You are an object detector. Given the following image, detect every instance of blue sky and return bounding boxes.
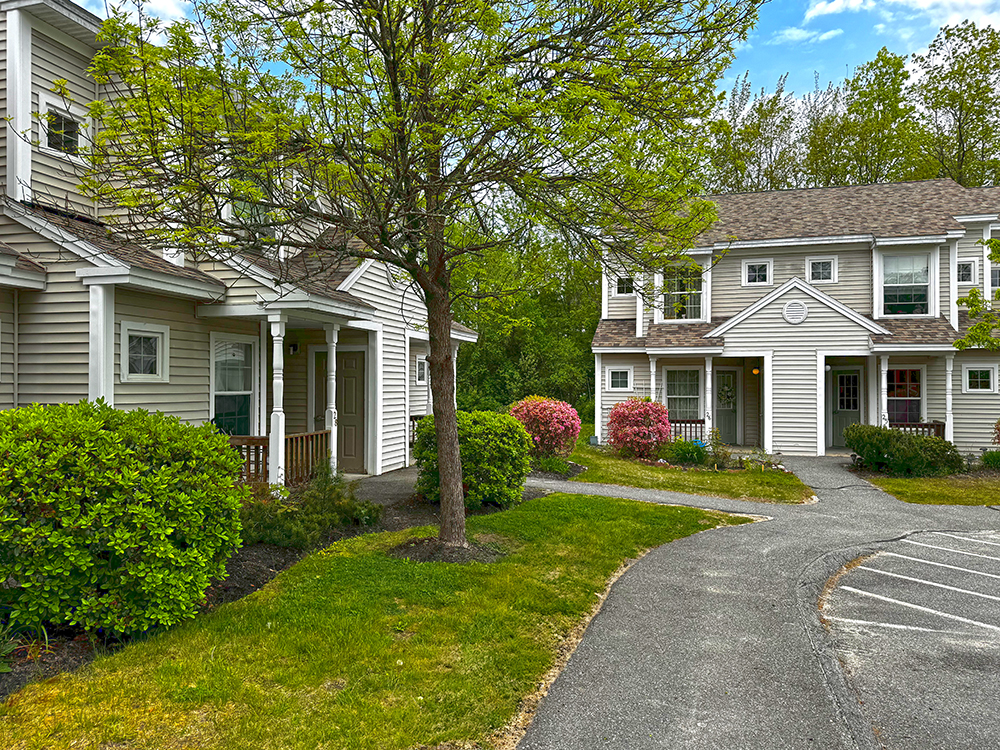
[728,0,1000,96]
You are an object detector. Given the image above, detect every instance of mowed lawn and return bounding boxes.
[0,494,751,750]
[570,427,813,504]
[865,474,1000,505]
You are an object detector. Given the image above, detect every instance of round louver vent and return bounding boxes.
[782,300,809,325]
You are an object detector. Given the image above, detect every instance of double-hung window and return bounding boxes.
[213,335,257,435]
[120,321,169,382]
[887,369,922,423]
[883,255,930,315]
[662,267,703,320]
[663,369,701,420]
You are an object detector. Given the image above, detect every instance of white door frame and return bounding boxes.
[308,342,374,473]
[826,366,864,449]
[816,350,871,457]
[714,366,743,445]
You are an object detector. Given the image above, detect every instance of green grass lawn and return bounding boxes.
[865,474,1000,505]
[0,494,750,750]
[569,426,813,504]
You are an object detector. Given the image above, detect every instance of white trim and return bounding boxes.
[635,274,643,338]
[955,214,1000,223]
[961,363,999,395]
[0,263,45,289]
[821,362,866,453]
[708,234,874,251]
[653,263,709,325]
[876,250,936,319]
[7,9,32,202]
[337,258,375,292]
[119,320,170,383]
[87,283,113,404]
[949,240,959,331]
[867,355,879,426]
[601,273,609,319]
[36,88,90,166]
[594,353,602,442]
[945,355,954,442]
[870,344,959,353]
[956,258,978,286]
[612,275,636,297]
[605,365,633,392]
[306,344,324,432]
[875,233,964,246]
[592,346,725,355]
[661,365,705,421]
[985,226,993,310]
[415,354,428,386]
[708,277,891,338]
[209,331,260,430]
[76,266,224,301]
[372,327,383,475]
[806,255,838,284]
[741,258,773,287]
[403,331,410,466]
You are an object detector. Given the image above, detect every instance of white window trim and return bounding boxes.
[876,250,938,319]
[612,276,636,297]
[37,90,90,165]
[119,321,169,383]
[653,265,710,324]
[415,354,428,386]
[962,363,999,394]
[605,365,633,392]
[805,255,838,285]
[956,258,979,286]
[661,366,704,420]
[741,258,773,287]
[209,331,259,428]
[887,364,927,423]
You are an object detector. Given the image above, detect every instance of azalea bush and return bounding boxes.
[607,398,672,459]
[510,396,582,458]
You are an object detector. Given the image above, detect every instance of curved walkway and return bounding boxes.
[518,457,1000,750]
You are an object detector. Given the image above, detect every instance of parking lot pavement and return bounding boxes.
[823,531,1000,750]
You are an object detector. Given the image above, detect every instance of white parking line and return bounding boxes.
[858,566,1000,603]
[932,532,1000,549]
[882,552,1000,581]
[840,586,1000,633]
[903,539,1000,563]
[825,616,960,634]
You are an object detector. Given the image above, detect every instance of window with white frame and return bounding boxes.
[806,256,837,284]
[887,368,922,423]
[615,277,635,296]
[38,92,88,160]
[742,259,772,287]
[963,364,998,394]
[661,267,703,320]
[882,255,930,315]
[957,259,977,285]
[213,336,256,435]
[120,321,169,382]
[415,355,428,386]
[606,367,632,392]
[663,369,701,420]
[992,266,1000,291]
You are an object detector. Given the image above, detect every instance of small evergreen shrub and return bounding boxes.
[239,461,382,548]
[666,438,708,465]
[607,398,672,459]
[510,396,581,458]
[983,450,1000,470]
[0,400,245,635]
[844,424,963,477]
[414,411,532,510]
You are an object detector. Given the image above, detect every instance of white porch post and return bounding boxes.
[945,354,955,443]
[452,342,460,408]
[649,356,658,402]
[87,284,115,405]
[879,355,889,427]
[866,355,878,425]
[325,324,339,472]
[704,356,714,436]
[595,353,603,443]
[268,316,287,484]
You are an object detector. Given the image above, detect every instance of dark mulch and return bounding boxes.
[529,461,587,481]
[387,536,503,564]
[0,629,97,703]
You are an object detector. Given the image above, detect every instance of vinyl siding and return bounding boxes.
[952,351,1000,453]
[957,228,987,311]
[0,288,13,409]
[607,295,635,318]
[599,353,654,437]
[197,261,272,306]
[409,340,431,417]
[30,29,96,216]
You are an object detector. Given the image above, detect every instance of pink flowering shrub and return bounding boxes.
[607,398,672,459]
[510,396,582,458]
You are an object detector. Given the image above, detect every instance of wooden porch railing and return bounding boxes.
[285,430,332,486]
[890,421,946,439]
[228,435,269,485]
[671,419,705,442]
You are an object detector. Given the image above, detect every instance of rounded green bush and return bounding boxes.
[0,400,246,635]
[844,424,963,476]
[413,411,532,510]
[983,450,1000,470]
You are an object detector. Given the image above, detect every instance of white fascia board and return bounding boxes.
[262,291,375,320]
[76,266,224,300]
[711,234,873,251]
[450,329,479,343]
[592,346,725,355]
[683,247,715,255]
[1,266,45,289]
[6,0,102,46]
[197,304,265,318]
[4,204,124,268]
[875,233,964,246]
[955,214,999,223]
[337,258,376,292]
[707,276,892,338]
[870,344,959,353]
[592,346,647,354]
[405,328,429,341]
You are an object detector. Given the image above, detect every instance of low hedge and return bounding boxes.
[414,411,532,510]
[844,424,963,477]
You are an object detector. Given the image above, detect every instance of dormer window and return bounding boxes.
[38,91,89,161]
[46,110,80,154]
[615,277,635,296]
[957,260,977,285]
[992,266,999,291]
[883,254,929,316]
[662,267,702,320]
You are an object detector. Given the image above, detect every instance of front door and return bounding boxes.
[315,350,367,473]
[715,369,738,445]
[832,370,861,448]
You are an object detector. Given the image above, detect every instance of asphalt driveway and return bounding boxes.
[517,458,1000,750]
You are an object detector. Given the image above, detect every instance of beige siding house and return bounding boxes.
[0,0,476,482]
[595,179,1000,457]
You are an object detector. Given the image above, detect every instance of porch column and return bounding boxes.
[704,356,714,436]
[649,356,658,402]
[866,355,879,425]
[594,353,602,443]
[945,354,955,443]
[325,324,339,472]
[879,355,889,427]
[452,342,460,408]
[268,317,287,484]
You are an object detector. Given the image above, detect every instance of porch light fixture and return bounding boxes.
[751,367,760,376]
[825,365,832,372]
[288,343,299,356]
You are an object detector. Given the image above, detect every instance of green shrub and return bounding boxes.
[707,428,732,469]
[534,455,571,475]
[239,461,381,548]
[414,411,532,510]
[663,438,708,465]
[844,424,963,477]
[0,400,245,635]
[983,450,1000,470]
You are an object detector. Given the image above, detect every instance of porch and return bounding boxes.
[229,430,333,486]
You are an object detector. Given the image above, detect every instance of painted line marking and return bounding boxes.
[932,532,1000,549]
[882,552,1000,581]
[840,586,1000,633]
[902,539,1000,563]
[826,616,959,634]
[858,566,1000,603]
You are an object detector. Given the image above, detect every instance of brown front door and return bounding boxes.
[336,351,366,473]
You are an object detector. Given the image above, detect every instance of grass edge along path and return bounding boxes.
[570,428,813,505]
[865,473,1000,506]
[0,493,754,750]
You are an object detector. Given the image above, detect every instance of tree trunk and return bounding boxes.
[425,287,466,547]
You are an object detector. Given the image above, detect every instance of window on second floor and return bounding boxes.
[615,277,635,296]
[883,254,930,316]
[662,267,703,320]
[46,110,80,155]
[992,266,1000,291]
[807,256,837,284]
[742,259,772,287]
[957,260,977,285]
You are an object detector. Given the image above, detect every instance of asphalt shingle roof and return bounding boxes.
[593,318,724,348]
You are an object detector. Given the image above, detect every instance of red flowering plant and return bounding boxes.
[607,398,672,459]
[509,396,582,458]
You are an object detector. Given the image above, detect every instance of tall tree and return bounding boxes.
[800,77,851,188]
[84,0,759,547]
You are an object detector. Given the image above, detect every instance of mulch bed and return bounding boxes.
[387,536,503,564]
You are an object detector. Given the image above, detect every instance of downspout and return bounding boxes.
[12,289,18,408]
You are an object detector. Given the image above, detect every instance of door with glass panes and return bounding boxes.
[831,369,861,448]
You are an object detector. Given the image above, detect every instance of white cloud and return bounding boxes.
[768,26,846,44]
[805,0,876,22]
[804,0,1000,32]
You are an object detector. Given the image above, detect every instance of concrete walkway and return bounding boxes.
[517,458,1000,750]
